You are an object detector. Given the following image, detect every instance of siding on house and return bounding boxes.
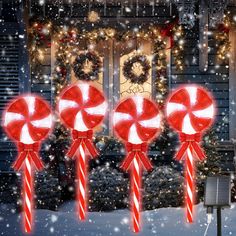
[0,1,21,172]
[0,1,21,134]
[0,34,20,119]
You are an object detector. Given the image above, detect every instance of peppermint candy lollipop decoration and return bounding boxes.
[113,96,161,233]
[3,95,53,233]
[166,86,215,223]
[58,82,107,220]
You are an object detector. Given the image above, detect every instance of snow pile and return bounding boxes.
[0,201,235,236]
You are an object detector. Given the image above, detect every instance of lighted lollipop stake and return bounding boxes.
[113,96,161,233]
[166,86,215,223]
[3,95,53,233]
[58,82,107,220]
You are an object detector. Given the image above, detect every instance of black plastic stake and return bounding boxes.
[217,207,222,236]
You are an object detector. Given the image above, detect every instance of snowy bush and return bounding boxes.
[143,166,184,210]
[0,174,20,210]
[35,171,62,210]
[89,165,128,211]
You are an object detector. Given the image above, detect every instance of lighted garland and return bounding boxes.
[215,15,231,63]
[28,20,185,72]
[83,28,116,43]
[53,28,78,97]
[152,22,185,105]
[153,33,168,106]
[123,54,151,84]
[28,21,52,63]
[215,29,230,62]
[73,51,102,81]
[172,24,185,71]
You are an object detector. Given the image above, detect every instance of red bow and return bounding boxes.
[160,17,179,49]
[175,133,205,161]
[67,130,98,159]
[59,31,76,43]
[12,143,44,171]
[218,23,229,34]
[121,143,153,171]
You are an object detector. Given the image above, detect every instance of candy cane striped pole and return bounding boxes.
[77,142,87,220]
[24,155,32,233]
[186,145,194,223]
[132,155,140,233]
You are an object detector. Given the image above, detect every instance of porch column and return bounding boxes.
[229,28,236,139]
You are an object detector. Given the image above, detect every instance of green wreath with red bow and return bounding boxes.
[123,55,151,84]
[73,51,102,81]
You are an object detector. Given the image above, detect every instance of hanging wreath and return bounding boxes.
[123,55,151,84]
[73,51,102,81]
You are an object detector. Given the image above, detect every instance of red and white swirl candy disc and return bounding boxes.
[113,96,161,144]
[58,83,107,131]
[166,86,215,134]
[3,95,52,144]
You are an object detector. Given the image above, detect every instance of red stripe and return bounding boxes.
[186,173,194,190]
[187,211,193,223]
[186,194,193,223]
[185,147,194,224]
[7,97,29,117]
[24,156,32,233]
[132,156,140,233]
[31,97,51,120]
[77,143,87,221]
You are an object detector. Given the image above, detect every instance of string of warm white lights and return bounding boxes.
[214,14,231,63]
[28,21,185,70]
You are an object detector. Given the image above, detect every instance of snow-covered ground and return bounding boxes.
[0,201,235,236]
